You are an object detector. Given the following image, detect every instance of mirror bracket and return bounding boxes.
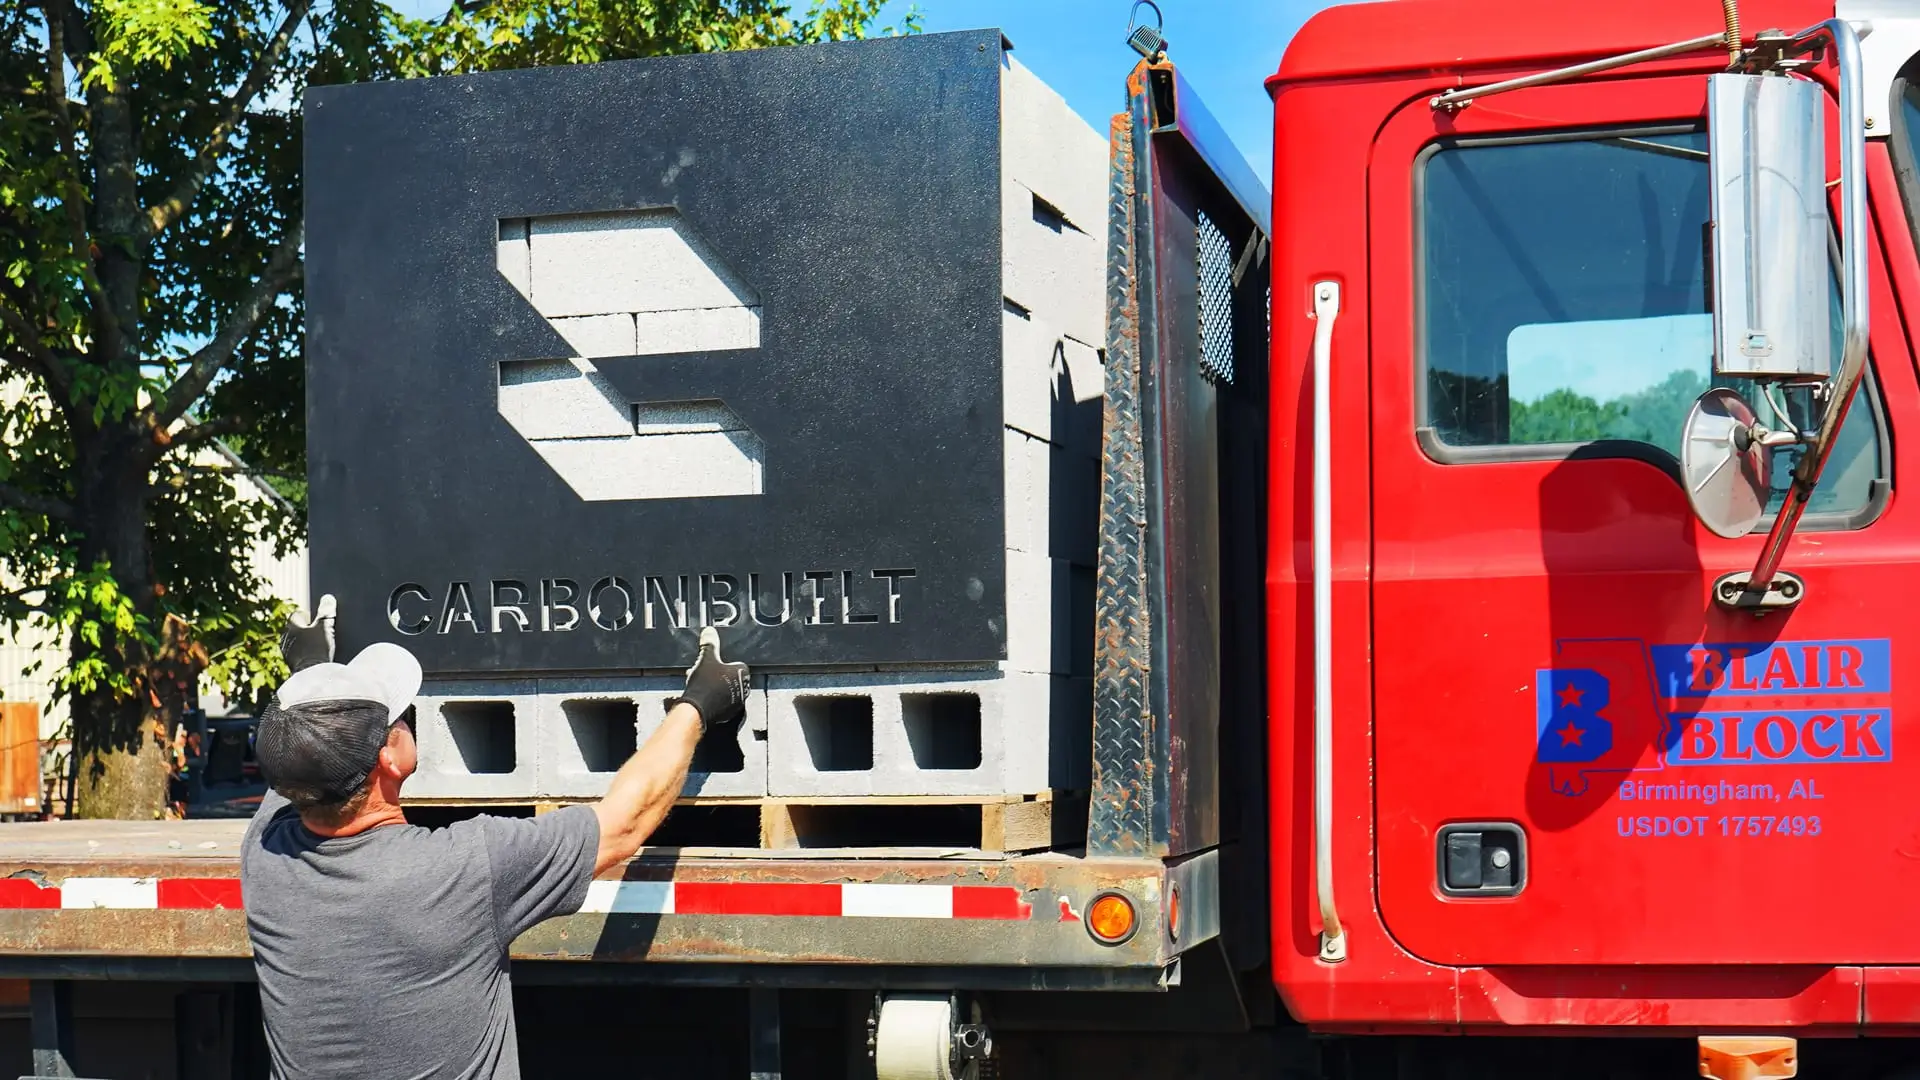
[1737,18,1871,594]
[1715,570,1807,612]
[1739,29,1820,74]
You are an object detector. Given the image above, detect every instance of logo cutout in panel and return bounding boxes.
[495,209,764,501]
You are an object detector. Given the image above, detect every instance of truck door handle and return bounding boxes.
[1311,280,1346,963]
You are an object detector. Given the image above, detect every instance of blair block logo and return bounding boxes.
[1534,638,1893,796]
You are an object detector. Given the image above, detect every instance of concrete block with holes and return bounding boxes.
[409,677,768,800]
[406,681,543,800]
[764,669,1071,797]
[536,677,768,799]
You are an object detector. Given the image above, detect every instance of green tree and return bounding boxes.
[1508,368,1707,454]
[0,0,907,819]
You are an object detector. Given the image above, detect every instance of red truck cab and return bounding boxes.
[1268,0,1920,1034]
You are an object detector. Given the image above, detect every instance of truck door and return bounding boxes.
[1367,70,1919,965]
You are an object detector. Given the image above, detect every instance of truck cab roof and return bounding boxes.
[1273,0,1834,86]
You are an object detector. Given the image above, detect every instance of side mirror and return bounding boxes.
[1707,72,1830,383]
[1682,20,1869,609]
[1683,71,1829,540]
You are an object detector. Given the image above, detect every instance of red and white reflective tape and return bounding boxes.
[0,877,244,911]
[579,880,1031,920]
[0,877,1031,921]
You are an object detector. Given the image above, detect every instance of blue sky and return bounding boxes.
[878,0,1334,187]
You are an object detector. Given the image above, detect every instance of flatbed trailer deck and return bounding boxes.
[0,819,1203,991]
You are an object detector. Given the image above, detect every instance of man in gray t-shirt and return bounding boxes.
[241,613,748,1079]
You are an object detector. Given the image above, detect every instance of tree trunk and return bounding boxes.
[70,668,170,820]
[69,444,169,821]
[67,66,168,820]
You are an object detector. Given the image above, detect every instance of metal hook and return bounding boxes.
[1127,0,1168,60]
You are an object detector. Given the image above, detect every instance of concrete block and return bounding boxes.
[1002,180,1105,349]
[635,400,751,436]
[534,677,768,799]
[634,305,762,355]
[550,314,638,357]
[497,219,531,296]
[1005,551,1072,676]
[407,680,540,799]
[528,209,759,319]
[1002,306,1058,442]
[1005,430,1098,566]
[764,669,1047,797]
[1001,57,1109,242]
[1055,336,1105,459]
[528,428,764,502]
[1003,428,1051,557]
[497,358,637,440]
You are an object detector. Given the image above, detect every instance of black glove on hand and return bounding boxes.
[279,595,337,674]
[669,627,749,732]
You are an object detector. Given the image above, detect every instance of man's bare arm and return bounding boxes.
[590,628,750,875]
[592,704,702,874]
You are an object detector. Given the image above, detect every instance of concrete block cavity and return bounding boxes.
[494,208,765,502]
[408,678,768,800]
[765,670,1050,797]
[408,681,540,799]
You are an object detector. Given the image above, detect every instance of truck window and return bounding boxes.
[1900,66,1920,250]
[1420,129,1883,522]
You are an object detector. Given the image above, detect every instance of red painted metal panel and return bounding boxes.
[1274,0,1831,85]
[1267,70,1466,1028]
[1269,10,1920,1028]
[1863,968,1920,1025]
[1458,967,1863,1028]
[1367,66,1919,969]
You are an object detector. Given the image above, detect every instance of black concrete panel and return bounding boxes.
[305,31,1007,674]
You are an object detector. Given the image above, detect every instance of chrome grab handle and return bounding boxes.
[1310,280,1345,964]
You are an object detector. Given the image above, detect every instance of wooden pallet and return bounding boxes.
[403,791,1083,853]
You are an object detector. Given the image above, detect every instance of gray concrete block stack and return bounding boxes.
[732,55,1109,802]
[333,42,1108,811]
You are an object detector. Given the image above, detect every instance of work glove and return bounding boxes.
[668,627,750,733]
[279,594,337,674]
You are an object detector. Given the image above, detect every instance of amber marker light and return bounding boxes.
[1086,892,1138,945]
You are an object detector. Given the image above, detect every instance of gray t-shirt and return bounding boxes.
[241,791,600,1079]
